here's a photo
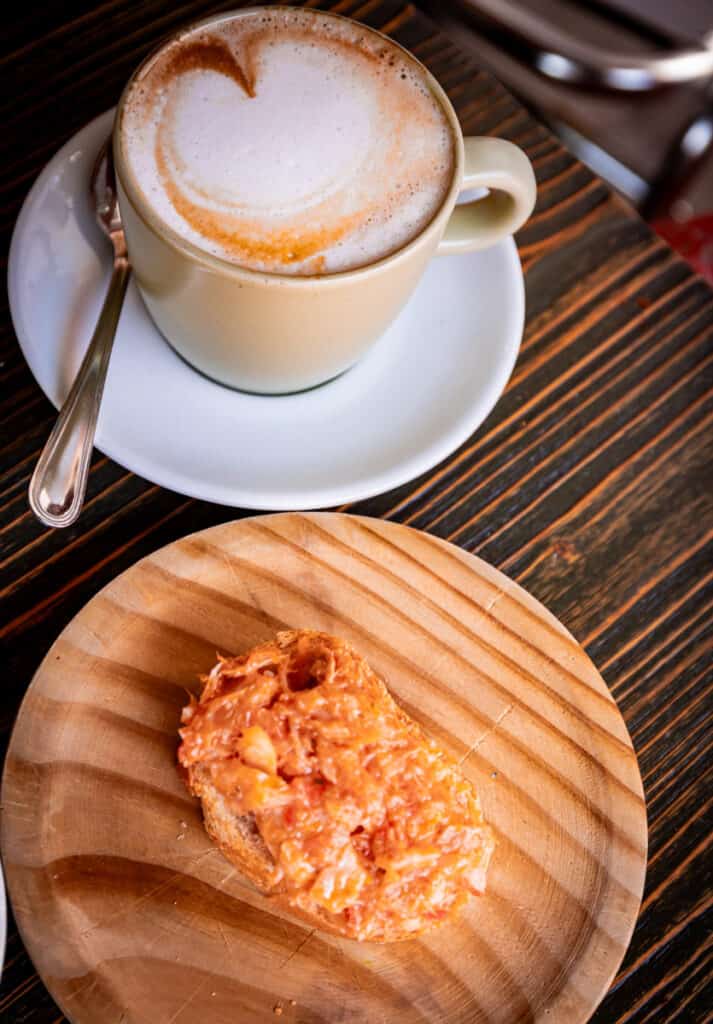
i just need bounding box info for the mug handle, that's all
[437,137,537,254]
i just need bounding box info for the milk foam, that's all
[121,9,455,275]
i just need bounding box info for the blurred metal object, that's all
[420,0,713,219]
[551,122,649,203]
[642,84,713,217]
[453,0,713,91]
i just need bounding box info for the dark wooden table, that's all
[1,1,711,1021]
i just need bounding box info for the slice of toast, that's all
[179,630,494,942]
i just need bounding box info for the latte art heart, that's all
[120,8,455,275]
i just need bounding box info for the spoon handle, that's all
[29,256,131,528]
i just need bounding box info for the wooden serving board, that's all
[1,513,647,1024]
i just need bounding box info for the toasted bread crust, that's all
[189,765,277,892]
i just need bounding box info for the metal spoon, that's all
[28,140,131,528]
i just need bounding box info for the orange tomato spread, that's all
[178,631,494,941]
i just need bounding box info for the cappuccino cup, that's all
[113,6,536,394]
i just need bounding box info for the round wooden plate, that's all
[1,514,647,1024]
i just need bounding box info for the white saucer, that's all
[9,110,525,510]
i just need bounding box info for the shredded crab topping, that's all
[178,631,494,941]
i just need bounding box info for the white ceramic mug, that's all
[113,7,536,394]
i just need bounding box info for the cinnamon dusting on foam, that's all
[154,134,370,267]
[121,9,455,275]
[157,39,256,99]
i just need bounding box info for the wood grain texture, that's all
[1,1,711,1022]
[1,513,647,1024]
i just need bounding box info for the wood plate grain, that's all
[1,513,647,1024]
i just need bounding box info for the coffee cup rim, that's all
[112,4,465,286]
